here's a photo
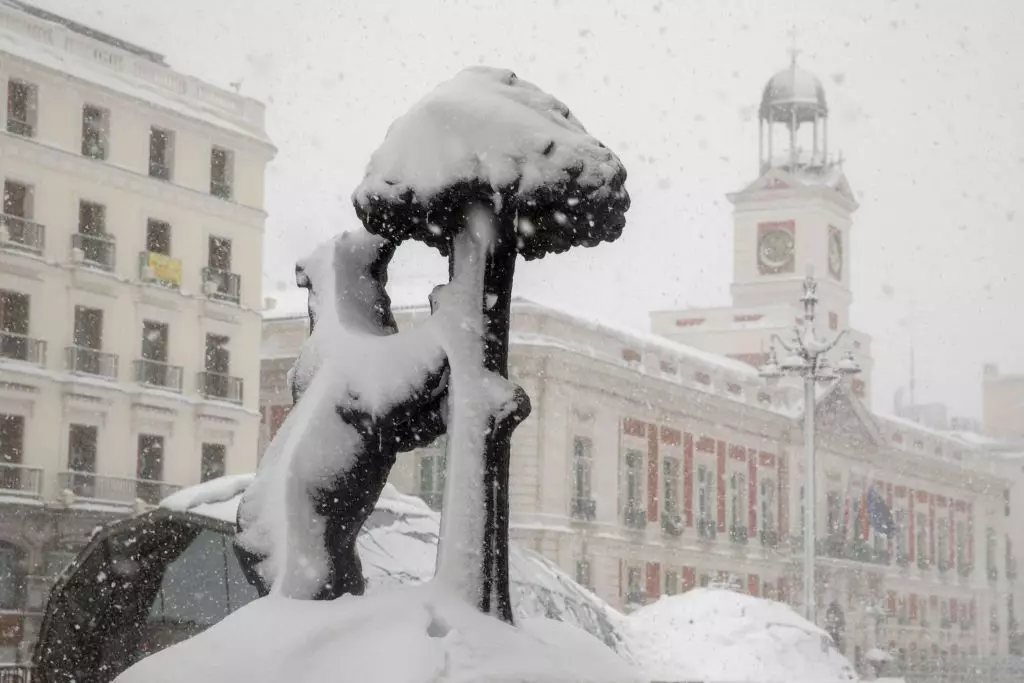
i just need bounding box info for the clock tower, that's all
[650,54,874,404]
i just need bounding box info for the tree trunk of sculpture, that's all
[446,206,526,624]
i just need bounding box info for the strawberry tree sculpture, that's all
[353,66,630,622]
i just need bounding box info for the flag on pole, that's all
[867,486,896,537]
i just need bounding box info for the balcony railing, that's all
[623,591,646,606]
[134,358,183,392]
[71,232,116,271]
[729,524,749,545]
[6,118,33,137]
[0,214,45,254]
[759,528,779,549]
[210,180,233,200]
[197,370,243,403]
[149,160,171,180]
[202,266,241,304]
[623,506,647,530]
[65,346,118,379]
[0,331,46,365]
[0,462,43,498]
[56,471,182,506]
[571,497,596,521]
[138,251,182,289]
[661,513,684,537]
[697,516,717,540]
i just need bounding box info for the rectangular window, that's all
[729,472,746,530]
[937,518,949,570]
[73,306,103,350]
[699,573,710,588]
[760,479,776,532]
[572,436,593,500]
[662,456,680,517]
[664,570,679,596]
[136,434,164,504]
[696,465,716,537]
[204,334,230,373]
[67,424,97,497]
[418,437,447,511]
[986,527,998,579]
[208,236,232,270]
[0,414,25,491]
[6,79,37,137]
[148,127,174,180]
[3,180,32,219]
[575,558,591,589]
[826,490,842,536]
[917,512,930,567]
[142,320,169,363]
[625,566,643,601]
[146,219,171,255]
[200,443,226,482]
[78,201,106,235]
[210,146,234,199]
[0,290,30,362]
[81,105,109,160]
[956,520,967,568]
[895,509,909,561]
[624,449,644,526]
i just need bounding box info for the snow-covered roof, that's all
[0,1,271,146]
[761,64,828,120]
[626,588,858,683]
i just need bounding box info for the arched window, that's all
[0,541,26,610]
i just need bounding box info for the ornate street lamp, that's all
[759,270,861,623]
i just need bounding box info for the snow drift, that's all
[626,587,858,683]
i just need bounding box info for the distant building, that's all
[259,56,1023,679]
[0,1,274,661]
[983,364,1024,441]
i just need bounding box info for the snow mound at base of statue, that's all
[625,587,858,683]
[115,583,645,683]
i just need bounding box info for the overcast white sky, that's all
[33,0,1024,419]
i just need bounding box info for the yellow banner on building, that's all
[147,252,182,286]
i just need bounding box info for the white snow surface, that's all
[626,588,858,683]
[115,584,644,683]
[353,66,623,203]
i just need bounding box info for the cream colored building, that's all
[982,364,1024,442]
[0,1,273,660]
[258,57,1021,677]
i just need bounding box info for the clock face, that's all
[828,227,843,279]
[758,228,795,274]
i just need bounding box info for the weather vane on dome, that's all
[787,26,801,67]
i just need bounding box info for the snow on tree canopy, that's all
[353,66,629,259]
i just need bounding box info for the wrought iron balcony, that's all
[133,358,183,392]
[759,528,779,549]
[623,505,647,530]
[623,591,646,606]
[0,462,43,498]
[55,471,182,506]
[6,118,33,137]
[197,370,243,403]
[148,160,171,180]
[0,214,45,254]
[210,180,233,200]
[202,266,241,304]
[65,346,118,379]
[729,524,749,545]
[0,331,46,365]
[71,232,116,271]
[697,516,717,540]
[661,513,684,537]
[571,497,597,521]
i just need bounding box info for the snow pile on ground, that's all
[114,584,645,683]
[626,588,858,683]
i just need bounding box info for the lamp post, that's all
[759,271,861,623]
